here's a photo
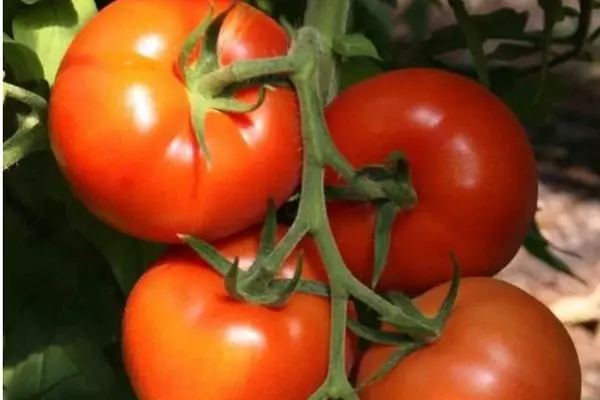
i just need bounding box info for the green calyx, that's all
[179,5,293,166]
[179,204,330,308]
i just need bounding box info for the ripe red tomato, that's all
[49,0,301,243]
[122,225,355,400]
[357,277,581,400]
[324,69,538,294]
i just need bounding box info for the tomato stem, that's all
[3,117,48,171]
[193,56,295,97]
[3,82,48,112]
[308,286,357,400]
[303,0,351,103]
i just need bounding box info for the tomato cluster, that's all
[48,1,580,399]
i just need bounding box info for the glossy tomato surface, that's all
[324,68,538,294]
[122,225,354,400]
[49,0,301,243]
[357,277,581,400]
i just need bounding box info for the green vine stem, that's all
[3,82,48,112]
[3,82,49,170]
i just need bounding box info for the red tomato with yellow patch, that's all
[122,225,355,400]
[357,277,581,400]
[49,0,301,243]
[324,69,538,294]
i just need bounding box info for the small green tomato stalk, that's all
[179,1,460,398]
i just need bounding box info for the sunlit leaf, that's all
[333,33,382,60]
[12,0,97,85]
[448,0,489,87]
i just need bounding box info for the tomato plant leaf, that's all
[425,8,529,54]
[372,201,399,288]
[3,34,45,83]
[448,0,489,87]
[401,0,435,42]
[339,57,383,91]
[180,234,231,276]
[12,0,97,85]
[523,221,583,281]
[353,0,395,40]
[355,342,425,390]
[353,0,395,60]
[495,70,567,124]
[3,184,132,399]
[536,0,565,102]
[333,33,382,60]
[487,42,540,61]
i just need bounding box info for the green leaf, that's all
[339,57,383,90]
[354,0,395,40]
[3,181,132,399]
[401,0,434,42]
[487,42,539,61]
[537,0,564,101]
[448,0,489,87]
[3,34,45,83]
[333,33,382,60]
[523,221,582,280]
[372,202,399,288]
[496,71,567,124]
[425,8,529,54]
[353,0,396,59]
[7,154,164,295]
[12,0,97,85]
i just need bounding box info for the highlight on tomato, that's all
[49,0,302,243]
[324,68,539,295]
[357,277,581,400]
[122,224,355,400]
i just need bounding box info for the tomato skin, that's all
[357,277,581,400]
[49,0,301,243]
[324,68,538,294]
[122,225,355,400]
